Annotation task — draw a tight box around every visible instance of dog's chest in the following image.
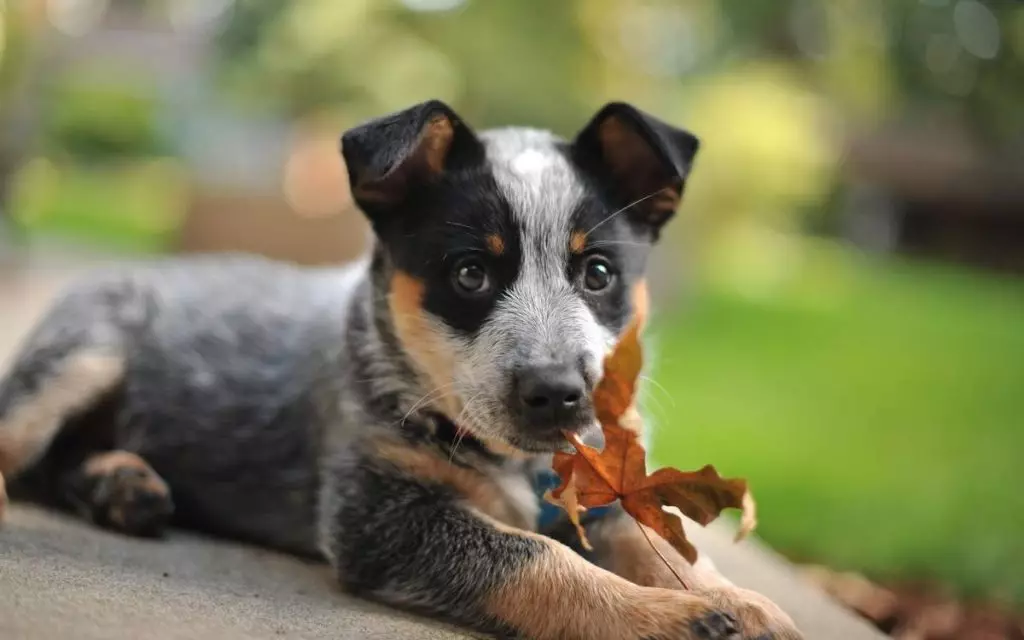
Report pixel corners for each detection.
[477,465,542,531]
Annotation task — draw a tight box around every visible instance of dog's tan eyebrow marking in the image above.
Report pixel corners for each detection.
[569,227,585,251]
[486,234,505,256]
[569,231,587,254]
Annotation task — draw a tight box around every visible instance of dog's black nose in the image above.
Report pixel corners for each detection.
[517,364,586,424]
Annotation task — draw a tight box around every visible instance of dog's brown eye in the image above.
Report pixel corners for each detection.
[582,255,614,292]
[453,260,491,295]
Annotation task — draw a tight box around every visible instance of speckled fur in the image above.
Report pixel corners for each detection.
[0,101,799,640]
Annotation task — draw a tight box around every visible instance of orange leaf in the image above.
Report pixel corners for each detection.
[548,318,757,566]
[592,321,643,427]
[543,474,591,550]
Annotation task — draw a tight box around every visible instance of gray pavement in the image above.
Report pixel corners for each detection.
[0,260,885,639]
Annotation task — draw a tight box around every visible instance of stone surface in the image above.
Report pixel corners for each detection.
[0,259,886,640]
[0,505,468,640]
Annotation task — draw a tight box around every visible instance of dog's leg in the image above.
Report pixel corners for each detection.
[0,279,144,526]
[54,450,173,537]
[0,347,125,479]
[0,283,138,479]
[547,509,803,639]
[0,345,126,526]
[326,450,743,640]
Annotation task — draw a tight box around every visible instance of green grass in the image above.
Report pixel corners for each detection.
[10,159,187,253]
[646,254,1024,604]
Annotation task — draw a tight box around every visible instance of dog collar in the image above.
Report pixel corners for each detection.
[428,413,614,530]
[429,413,502,461]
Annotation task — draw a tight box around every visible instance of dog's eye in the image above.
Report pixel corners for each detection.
[582,255,614,292]
[452,260,491,295]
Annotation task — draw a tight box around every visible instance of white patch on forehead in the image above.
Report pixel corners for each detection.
[510,148,553,176]
[479,128,584,235]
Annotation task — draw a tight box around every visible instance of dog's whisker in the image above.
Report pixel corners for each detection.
[453,394,479,425]
[639,375,677,409]
[448,392,485,463]
[584,188,668,236]
[638,388,668,423]
[588,240,651,249]
[400,383,458,425]
[444,221,485,241]
[448,429,468,464]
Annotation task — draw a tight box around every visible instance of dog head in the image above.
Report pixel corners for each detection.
[342,100,699,453]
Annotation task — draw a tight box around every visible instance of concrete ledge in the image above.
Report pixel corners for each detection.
[0,505,885,639]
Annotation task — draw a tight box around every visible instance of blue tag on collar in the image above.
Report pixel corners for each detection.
[534,468,613,530]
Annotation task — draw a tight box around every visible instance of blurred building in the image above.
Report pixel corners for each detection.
[843,125,1024,273]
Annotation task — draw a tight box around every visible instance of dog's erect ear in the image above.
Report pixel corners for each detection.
[572,102,700,235]
[341,100,483,222]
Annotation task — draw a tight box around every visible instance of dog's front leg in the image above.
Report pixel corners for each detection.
[325,456,741,640]
[549,509,803,639]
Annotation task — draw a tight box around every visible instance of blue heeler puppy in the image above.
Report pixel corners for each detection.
[0,101,800,639]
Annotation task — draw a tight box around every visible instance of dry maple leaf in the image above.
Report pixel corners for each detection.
[545,320,756,566]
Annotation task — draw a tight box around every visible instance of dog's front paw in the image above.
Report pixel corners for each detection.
[631,589,741,640]
[703,587,802,640]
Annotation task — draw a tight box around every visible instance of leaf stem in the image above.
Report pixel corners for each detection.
[634,519,690,590]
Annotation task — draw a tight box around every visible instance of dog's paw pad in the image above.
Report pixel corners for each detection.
[690,612,740,639]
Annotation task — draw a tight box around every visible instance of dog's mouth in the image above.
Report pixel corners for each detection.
[443,413,597,456]
[499,416,600,455]
[503,435,573,454]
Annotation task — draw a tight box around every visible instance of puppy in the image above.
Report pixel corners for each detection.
[0,101,800,639]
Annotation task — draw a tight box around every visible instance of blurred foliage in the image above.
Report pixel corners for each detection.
[9,158,187,252]
[0,0,32,105]
[216,0,589,131]
[42,75,168,162]
[882,0,1024,143]
[673,61,837,292]
[214,0,1023,138]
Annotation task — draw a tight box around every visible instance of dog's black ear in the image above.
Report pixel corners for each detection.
[341,100,483,221]
[572,102,700,235]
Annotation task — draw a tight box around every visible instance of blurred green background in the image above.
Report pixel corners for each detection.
[1,0,1022,613]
